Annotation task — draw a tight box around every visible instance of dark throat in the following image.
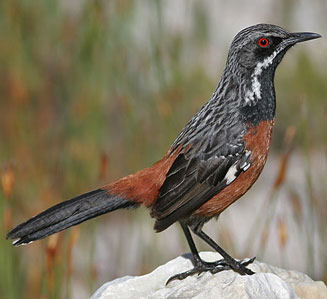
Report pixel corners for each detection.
[240,69,276,124]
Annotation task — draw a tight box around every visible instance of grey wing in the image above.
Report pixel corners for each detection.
[151,144,251,232]
[152,75,250,232]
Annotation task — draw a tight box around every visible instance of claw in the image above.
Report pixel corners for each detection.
[232,257,256,275]
[166,268,200,285]
[243,256,256,266]
[165,256,256,285]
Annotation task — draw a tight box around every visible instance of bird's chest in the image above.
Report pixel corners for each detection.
[195,119,274,217]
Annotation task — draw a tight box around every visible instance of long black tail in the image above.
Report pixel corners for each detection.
[6,189,138,246]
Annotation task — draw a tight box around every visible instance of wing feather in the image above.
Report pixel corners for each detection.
[151,145,250,232]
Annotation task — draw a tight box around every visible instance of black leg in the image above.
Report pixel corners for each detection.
[179,223,226,268]
[180,222,202,263]
[166,222,254,285]
[193,227,255,275]
[166,223,205,285]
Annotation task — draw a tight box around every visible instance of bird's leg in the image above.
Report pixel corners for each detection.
[166,223,255,285]
[166,223,233,285]
[192,227,255,275]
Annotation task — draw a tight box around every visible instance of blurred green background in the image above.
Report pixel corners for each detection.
[0,0,326,298]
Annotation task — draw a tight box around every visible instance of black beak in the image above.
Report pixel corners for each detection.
[286,31,322,45]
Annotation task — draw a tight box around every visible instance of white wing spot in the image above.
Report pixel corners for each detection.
[225,163,238,185]
[242,163,251,171]
[225,150,252,184]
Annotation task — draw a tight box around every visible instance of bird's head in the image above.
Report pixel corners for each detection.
[227,23,321,74]
[222,24,321,107]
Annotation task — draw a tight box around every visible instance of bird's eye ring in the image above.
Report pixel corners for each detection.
[258,38,269,48]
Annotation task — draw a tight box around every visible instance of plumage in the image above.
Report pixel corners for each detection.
[6,24,321,283]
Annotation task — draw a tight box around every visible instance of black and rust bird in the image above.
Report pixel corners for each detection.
[7,24,321,283]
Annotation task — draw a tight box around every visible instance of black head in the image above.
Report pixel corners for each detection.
[227,24,321,72]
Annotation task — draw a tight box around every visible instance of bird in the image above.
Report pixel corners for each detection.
[7,24,321,283]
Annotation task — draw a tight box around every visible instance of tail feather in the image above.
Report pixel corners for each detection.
[6,189,138,246]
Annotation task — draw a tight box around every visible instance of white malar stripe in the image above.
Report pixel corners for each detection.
[254,50,279,76]
[246,50,279,104]
[252,76,261,99]
[225,163,239,185]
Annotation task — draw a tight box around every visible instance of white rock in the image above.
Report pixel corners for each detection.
[92,251,327,299]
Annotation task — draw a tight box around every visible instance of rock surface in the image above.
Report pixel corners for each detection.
[92,251,327,299]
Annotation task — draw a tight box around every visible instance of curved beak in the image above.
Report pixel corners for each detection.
[285,31,322,46]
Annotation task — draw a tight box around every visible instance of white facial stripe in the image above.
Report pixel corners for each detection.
[252,76,261,99]
[254,50,278,76]
[245,50,280,104]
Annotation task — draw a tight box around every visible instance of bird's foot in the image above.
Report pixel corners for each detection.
[166,256,255,285]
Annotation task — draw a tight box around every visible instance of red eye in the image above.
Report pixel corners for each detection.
[258,37,269,48]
